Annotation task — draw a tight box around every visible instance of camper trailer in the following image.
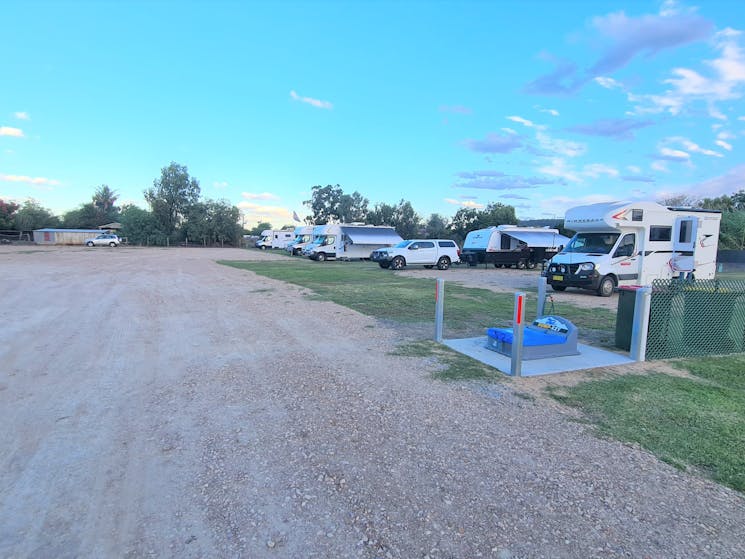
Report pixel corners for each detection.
[545,201,721,296]
[254,229,295,250]
[307,224,403,261]
[461,225,570,269]
[285,225,314,255]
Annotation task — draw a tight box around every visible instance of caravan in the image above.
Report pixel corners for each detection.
[255,229,295,250]
[286,225,314,255]
[546,201,721,296]
[307,224,403,261]
[461,225,570,269]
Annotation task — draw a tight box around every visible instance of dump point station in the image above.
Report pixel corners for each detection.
[436,278,635,377]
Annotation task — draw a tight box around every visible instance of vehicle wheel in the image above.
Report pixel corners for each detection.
[493,263,503,268]
[597,275,615,297]
[526,260,537,269]
[86,241,94,247]
[424,265,434,269]
[109,242,117,247]
[436,256,451,270]
[316,252,326,262]
[551,285,566,292]
[517,260,527,269]
[391,256,405,270]
[379,262,390,269]
[260,245,267,250]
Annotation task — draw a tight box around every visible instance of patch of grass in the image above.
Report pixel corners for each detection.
[548,362,745,492]
[390,340,506,381]
[220,259,615,342]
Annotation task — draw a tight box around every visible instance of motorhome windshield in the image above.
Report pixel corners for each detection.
[564,233,620,254]
[302,234,312,243]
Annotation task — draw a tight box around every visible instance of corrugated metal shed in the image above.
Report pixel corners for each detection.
[33,229,104,245]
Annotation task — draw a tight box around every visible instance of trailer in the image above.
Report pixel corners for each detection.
[255,229,294,249]
[545,201,721,296]
[285,225,314,255]
[461,225,570,269]
[307,224,403,261]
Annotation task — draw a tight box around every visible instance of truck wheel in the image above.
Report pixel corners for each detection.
[391,256,405,270]
[597,275,615,297]
[517,260,527,269]
[526,260,536,269]
[551,285,566,292]
[316,252,326,262]
[436,256,451,270]
[379,262,390,269]
[260,245,267,250]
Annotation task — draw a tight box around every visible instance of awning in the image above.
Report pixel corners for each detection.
[503,230,571,248]
[344,227,402,245]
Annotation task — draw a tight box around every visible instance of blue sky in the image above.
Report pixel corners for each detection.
[2,0,744,226]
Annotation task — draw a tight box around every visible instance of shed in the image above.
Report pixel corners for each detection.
[33,228,105,245]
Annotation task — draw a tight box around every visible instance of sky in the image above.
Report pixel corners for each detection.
[2,0,745,226]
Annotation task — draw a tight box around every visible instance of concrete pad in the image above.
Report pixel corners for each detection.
[443,337,635,377]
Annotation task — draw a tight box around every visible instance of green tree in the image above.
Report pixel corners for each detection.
[62,203,100,229]
[731,190,745,211]
[118,204,161,245]
[14,199,59,230]
[249,221,272,235]
[338,191,369,223]
[424,213,450,238]
[718,211,745,249]
[0,199,20,229]
[391,199,420,238]
[303,184,343,224]
[368,202,396,226]
[144,162,201,236]
[92,184,119,223]
[699,195,734,213]
[449,207,479,245]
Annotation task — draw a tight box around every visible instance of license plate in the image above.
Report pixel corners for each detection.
[552,275,563,281]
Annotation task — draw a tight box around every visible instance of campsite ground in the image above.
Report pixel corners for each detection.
[1,245,743,558]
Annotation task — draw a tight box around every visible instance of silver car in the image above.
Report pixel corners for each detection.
[84,233,120,247]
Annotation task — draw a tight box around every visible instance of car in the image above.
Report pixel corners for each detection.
[370,239,460,270]
[84,233,121,247]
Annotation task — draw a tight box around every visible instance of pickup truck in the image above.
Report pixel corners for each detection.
[370,239,460,270]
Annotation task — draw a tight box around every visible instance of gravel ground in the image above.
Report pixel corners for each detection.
[1,246,743,558]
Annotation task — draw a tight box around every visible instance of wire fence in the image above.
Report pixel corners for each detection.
[647,278,745,359]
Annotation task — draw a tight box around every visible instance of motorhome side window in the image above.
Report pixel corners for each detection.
[613,234,635,257]
[649,226,672,242]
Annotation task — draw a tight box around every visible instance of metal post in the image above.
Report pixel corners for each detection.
[536,276,547,319]
[511,292,526,377]
[630,287,652,361]
[434,279,445,342]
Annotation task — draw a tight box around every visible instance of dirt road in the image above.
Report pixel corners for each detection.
[1,246,743,558]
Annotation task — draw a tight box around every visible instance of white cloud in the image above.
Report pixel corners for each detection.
[627,165,642,173]
[537,107,560,116]
[241,192,280,201]
[594,76,623,89]
[501,127,518,135]
[663,136,722,158]
[660,147,690,160]
[739,116,745,121]
[443,198,484,209]
[237,202,295,224]
[535,132,586,157]
[506,115,545,129]
[13,112,30,121]
[290,90,333,110]
[0,174,60,189]
[0,126,24,137]
[716,140,733,151]
[652,160,670,172]
[718,131,736,140]
[583,163,619,178]
[676,164,745,199]
[213,181,228,189]
[538,157,581,183]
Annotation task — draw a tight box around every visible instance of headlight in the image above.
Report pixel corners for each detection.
[577,262,595,272]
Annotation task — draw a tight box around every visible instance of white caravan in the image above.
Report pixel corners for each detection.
[308,224,403,261]
[285,225,314,255]
[255,229,294,250]
[462,225,570,269]
[545,201,721,296]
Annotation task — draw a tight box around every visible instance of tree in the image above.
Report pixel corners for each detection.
[0,199,20,229]
[718,211,745,249]
[424,213,450,239]
[182,199,242,246]
[303,184,343,224]
[449,207,479,245]
[368,202,396,226]
[338,191,369,223]
[144,162,201,236]
[62,203,100,229]
[391,199,420,238]
[658,194,697,207]
[731,190,745,211]
[119,204,161,245]
[13,199,59,230]
[699,195,734,213]
[478,202,517,228]
[92,184,119,223]
[249,221,272,235]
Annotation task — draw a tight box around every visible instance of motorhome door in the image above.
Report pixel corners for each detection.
[671,216,698,273]
[612,233,641,282]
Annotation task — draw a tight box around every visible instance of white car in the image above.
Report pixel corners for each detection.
[84,233,121,247]
[370,239,460,270]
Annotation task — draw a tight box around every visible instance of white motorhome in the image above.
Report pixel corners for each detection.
[255,229,295,250]
[285,225,314,255]
[308,224,403,261]
[301,224,332,256]
[462,225,570,269]
[546,201,721,296]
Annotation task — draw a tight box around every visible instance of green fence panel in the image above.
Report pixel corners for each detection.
[647,279,745,360]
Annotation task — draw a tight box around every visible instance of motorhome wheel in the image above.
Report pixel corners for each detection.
[526,260,536,269]
[316,252,326,262]
[517,260,527,269]
[597,275,615,297]
[436,256,451,270]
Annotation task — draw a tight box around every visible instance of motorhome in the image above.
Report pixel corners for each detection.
[285,225,314,255]
[461,225,570,269]
[254,229,295,250]
[307,224,403,261]
[545,201,721,296]
[300,224,332,256]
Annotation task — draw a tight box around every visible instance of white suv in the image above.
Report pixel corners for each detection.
[370,239,460,270]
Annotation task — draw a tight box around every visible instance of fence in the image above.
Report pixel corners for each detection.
[646,278,745,359]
